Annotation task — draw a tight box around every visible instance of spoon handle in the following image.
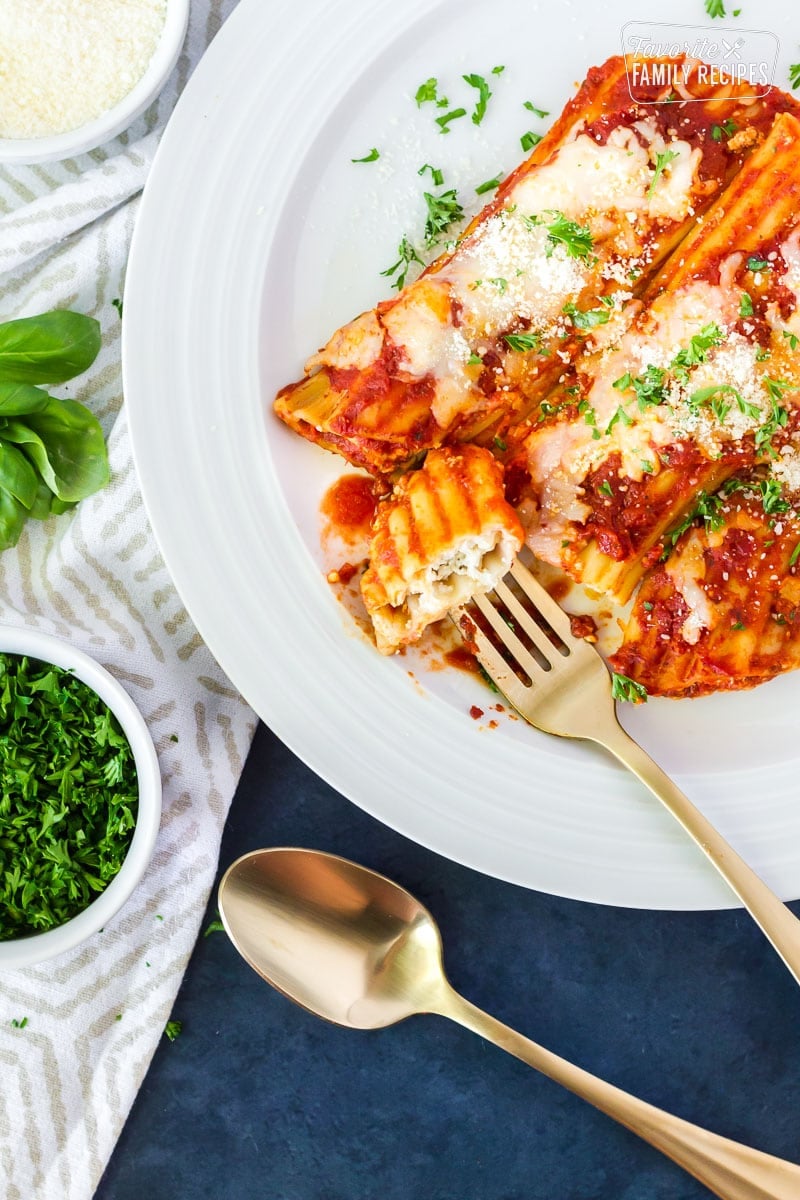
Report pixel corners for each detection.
[438,986,800,1200]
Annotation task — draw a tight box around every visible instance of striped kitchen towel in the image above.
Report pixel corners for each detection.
[0,3,255,1198]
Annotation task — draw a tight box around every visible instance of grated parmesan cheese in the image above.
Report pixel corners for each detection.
[0,0,167,139]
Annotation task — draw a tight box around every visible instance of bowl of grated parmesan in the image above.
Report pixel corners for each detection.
[0,0,189,165]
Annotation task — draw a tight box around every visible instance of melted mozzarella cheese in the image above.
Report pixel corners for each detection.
[309,309,384,371]
[665,535,714,646]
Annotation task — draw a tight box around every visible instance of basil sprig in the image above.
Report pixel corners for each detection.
[0,310,108,551]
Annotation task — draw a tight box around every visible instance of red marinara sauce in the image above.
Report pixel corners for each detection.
[320,474,380,543]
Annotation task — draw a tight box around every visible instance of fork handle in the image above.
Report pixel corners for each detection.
[600,720,800,987]
[437,986,800,1200]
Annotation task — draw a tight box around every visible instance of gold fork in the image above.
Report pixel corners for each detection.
[452,556,800,986]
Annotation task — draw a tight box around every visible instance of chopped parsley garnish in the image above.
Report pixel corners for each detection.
[422,188,465,246]
[380,236,424,289]
[764,376,791,403]
[111,298,123,318]
[711,119,737,141]
[647,149,680,198]
[204,918,225,937]
[615,364,668,410]
[523,100,549,118]
[489,277,507,293]
[605,405,633,434]
[164,1019,183,1042]
[579,400,602,439]
[520,130,542,152]
[475,175,503,195]
[689,383,759,422]
[758,477,789,515]
[418,163,445,187]
[610,673,648,704]
[790,540,800,567]
[435,107,467,133]
[739,292,753,318]
[415,78,448,108]
[747,255,771,272]
[704,0,726,16]
[755,387,790,458]
[10,1017,28,1028]
[671,322,724,381]
[504,331,543,352]
[525,210,594,260]
[662,490,726,555]
[563,301,612,331]
[598,479,614,497]
[492,65,505,75]
[463,73,493,125]
[0,655,138,939]
[493,435,508,451]
[790,63,800,91]
[467,352,483,365]
[783,330,800,351]
[351,148,379,163]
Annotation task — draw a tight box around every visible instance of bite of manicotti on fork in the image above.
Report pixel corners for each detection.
[360,445,523,655]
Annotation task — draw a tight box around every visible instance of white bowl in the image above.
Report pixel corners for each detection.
[0,0,190,166]
[0,627,162,970]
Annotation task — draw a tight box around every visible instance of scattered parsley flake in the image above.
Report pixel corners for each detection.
[520,130,542,152]
[790,63,800,91]
[204,918,225,937]
[351,148,379,163]
[747,255,771,272]
[523,101,549,118]
[647,149,680,198]
[790,541,800,567]
[463,73,493,125]
[504,331,543,352]
[739,292,753,318]
[711,119,737,141]
[598,479,614,497]
[111,298,123,318]
[491,65,505,75]
[415,78,445,107]
[10,1017,28,1028]
[418,163,445,187]
[783,330,799,351]
[380,236,424,289]
[164,1020,183,1042]
[435,107,467,133]
[525,210,594,260]
[493,435,508,451]
[704,0,726,17]
[422,189,465,246]
[563,301,612,331]
[611,673,648,703]
[475,175,503,195]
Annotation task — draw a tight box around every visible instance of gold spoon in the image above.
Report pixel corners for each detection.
[219,847,800,1200]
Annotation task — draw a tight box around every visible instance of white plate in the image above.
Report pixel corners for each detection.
[124,0,800,909]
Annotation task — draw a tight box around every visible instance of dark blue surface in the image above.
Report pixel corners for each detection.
[96,723,800,1200]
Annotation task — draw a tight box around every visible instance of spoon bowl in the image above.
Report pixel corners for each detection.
[219,848,800,1200]
[218,847,447,1028]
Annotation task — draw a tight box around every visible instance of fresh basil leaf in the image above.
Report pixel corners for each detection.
[0,381,52,416]
[2,397,109,502]
[0,487,30,551]
[0,440,39,508]
[0,311,101,385]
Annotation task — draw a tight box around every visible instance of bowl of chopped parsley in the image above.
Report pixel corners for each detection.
[0,627,161,970]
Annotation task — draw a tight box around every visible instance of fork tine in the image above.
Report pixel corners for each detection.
[453,608,532,708]
[508,558,577,643]
[471,592,551,679]
[492,578,568,662]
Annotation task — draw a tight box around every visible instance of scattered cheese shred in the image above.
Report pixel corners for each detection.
[0,0,167,139]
